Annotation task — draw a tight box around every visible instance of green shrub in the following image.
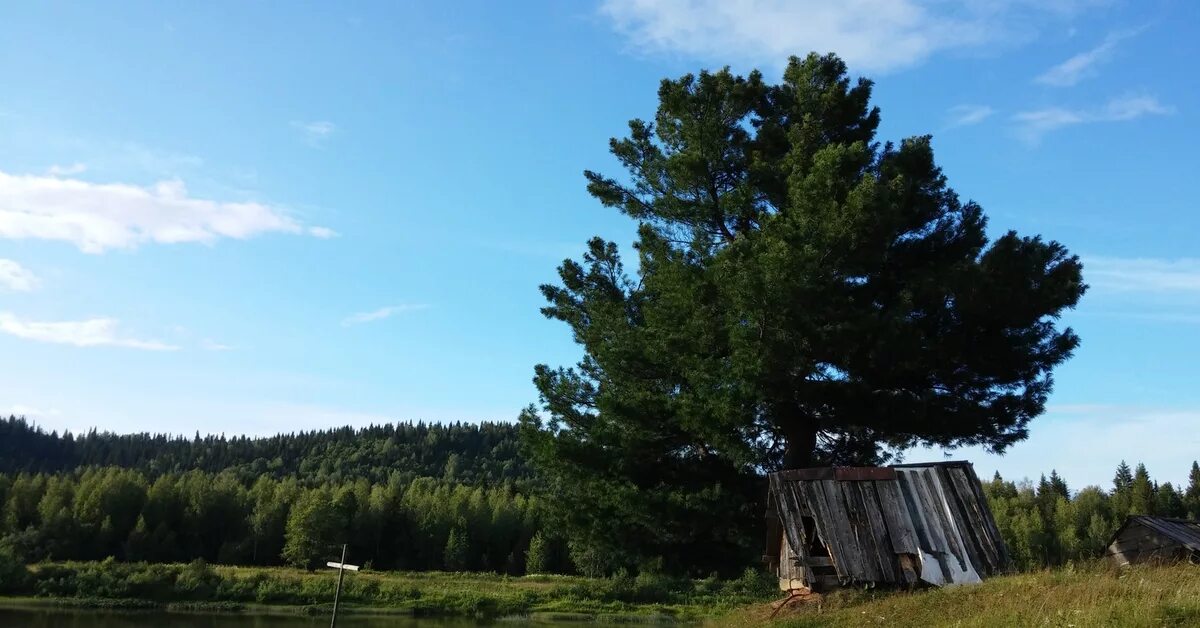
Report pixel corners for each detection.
[75,557,134,598]
[720,567,775,600]
[380,581,423,603]
[254,574,302,604]
[633,570,689,604]
[175,558,221,599]
[126,562,178,600]
[0,548,30,594]
[32,563,79,597]
[215,571,266,602]
[568,540,610,578]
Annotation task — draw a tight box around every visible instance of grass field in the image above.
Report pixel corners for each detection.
[716,562,1200,627]
[7,560,1200,624]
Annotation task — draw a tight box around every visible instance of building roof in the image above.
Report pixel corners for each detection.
[1107,515,1200,553]
[769,460,1009,588]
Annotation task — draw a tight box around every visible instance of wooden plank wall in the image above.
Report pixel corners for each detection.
[768,462,1010,589]
[1105,520,1190,566]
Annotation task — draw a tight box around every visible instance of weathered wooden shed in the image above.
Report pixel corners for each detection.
[765,461,1010,591]
[1105,515,1200,566]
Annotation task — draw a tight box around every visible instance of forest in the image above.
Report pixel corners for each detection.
[0,415,529,485]
[2,416,1200,578]
[986,461,1200,570]
[0,415,556,574]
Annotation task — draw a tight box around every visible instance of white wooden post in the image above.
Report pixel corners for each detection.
[325,544,360,628]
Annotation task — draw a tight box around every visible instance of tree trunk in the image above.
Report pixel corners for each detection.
[781,417,818,470]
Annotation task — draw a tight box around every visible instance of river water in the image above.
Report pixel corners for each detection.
[0,607,610,627]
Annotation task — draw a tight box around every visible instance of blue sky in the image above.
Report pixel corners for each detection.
[1,1,1197,489]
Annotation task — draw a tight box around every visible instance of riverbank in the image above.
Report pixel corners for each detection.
[0,559,776,622]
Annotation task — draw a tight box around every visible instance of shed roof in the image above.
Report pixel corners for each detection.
[769,460,1009,588]
[1108,516,1200,552]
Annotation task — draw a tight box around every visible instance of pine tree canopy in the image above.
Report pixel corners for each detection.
[521,53,1086,573]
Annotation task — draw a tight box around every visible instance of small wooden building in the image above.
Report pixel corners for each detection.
[1105,515,1200,566]
[765,461,1010,591]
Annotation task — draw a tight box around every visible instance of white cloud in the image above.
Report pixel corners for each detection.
[46,162,87,176]
[1101,95,1173,120]
[0,170,331,253]
[599,0,1105,73]
[341,304,430,327]
[201,339,235,351]
[307,226,338,239]
[1084,257,1200,293]
[0,312,178,350]
[0,259,39,291]
[945,104,995,128]
[1013,94,1171,143]
[1035,29,1140,87]
[292,120,337,146]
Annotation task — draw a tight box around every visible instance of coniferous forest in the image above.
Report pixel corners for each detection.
[0,416,529,485]
[2,415,1200,577]
[0,415,555,574]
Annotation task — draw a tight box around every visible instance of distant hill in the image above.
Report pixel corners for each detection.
[0,415,529,485]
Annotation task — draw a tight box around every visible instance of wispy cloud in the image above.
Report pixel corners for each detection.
[308,226,338,239]
[292,120,337,146]
[1084,257,1200,293]
[1078,257,1200,325]
[0,169,333,253]
[341,304,430,327]
[1083,311,1200,325]
[0,259,39,291]
[600,0,1103,73]
[108,142,204,179]
[0,312,178,350]
[1013,94,1171,143]
[46,162,87,177]
[2,405,62,421]
[1035,29,1141,87]
[945,104,995,129]
[201,339,235,351]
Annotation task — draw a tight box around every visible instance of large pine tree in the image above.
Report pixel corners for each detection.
[521,53,1086,573]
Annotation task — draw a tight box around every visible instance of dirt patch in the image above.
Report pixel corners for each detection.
[740,589,825,622]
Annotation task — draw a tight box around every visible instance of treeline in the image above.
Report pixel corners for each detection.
[985,461,1200,570]
[5,416,1200,578]
[0,468,568,574]
[0,416,529,485]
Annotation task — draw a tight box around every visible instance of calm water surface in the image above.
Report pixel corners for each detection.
[0,608,611,627]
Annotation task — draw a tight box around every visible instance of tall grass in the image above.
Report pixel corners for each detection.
[717,561,1200,627]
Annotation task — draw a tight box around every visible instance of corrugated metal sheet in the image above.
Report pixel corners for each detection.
[768,461,1010,590]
